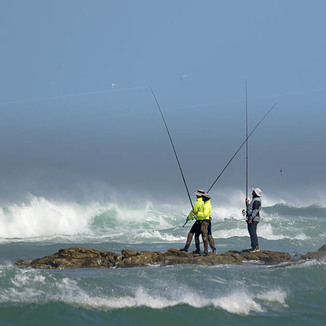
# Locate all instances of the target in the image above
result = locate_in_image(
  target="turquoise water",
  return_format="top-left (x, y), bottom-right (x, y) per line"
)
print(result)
top-left (1, 196), bottom-right (326, 325)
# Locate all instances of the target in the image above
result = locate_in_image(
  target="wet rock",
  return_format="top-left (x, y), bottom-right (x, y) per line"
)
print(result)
top-left (14, 246), bottom-right (297, 269)
top-left (294, 244), bottom-right (326, 262)
top-left (318, 245), bottom-right (326, 251)
top-left (118, 250), bottom-right (162, 268)
top-left (15, 247), bottom-right (118, 269)
top-left (15, 245), bottom-right (326, 269)
top-left (300, 250), bottom-right (326, 261)
top-left (238, 250), bottom-right (291, 265)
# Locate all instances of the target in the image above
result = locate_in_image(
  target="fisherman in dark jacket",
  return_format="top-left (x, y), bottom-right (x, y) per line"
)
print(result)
top-left (245, 188), bottom-right (262, 252)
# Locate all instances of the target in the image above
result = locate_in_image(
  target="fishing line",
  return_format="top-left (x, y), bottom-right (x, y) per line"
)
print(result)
top-left (1, 84), bottom-right (325, 109)
top-left (149, 87), bottom-right (193, 209)
top-left (152, 86), bottom-right (326, 113)
top-left (206, 103), bottom-right (277, 193)
top-left (0, 86), bottom-right (149, 106)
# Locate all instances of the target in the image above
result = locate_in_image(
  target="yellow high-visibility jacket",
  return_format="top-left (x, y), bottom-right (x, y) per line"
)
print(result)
top-left (187, 197), bottom-right (204, 221)
top-left (196, 200), bottom-right (211, 221)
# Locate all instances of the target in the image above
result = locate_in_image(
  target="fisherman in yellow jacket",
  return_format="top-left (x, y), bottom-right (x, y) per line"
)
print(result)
top-left (193, 193), bottom-right (212, 256)
top-left (180, 189), bottom-right (205, 253)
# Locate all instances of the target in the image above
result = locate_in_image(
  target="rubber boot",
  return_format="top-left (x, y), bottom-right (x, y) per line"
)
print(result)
top-left (192, 236), bottom-right (201, 254)
top-left (180, 245), bottom-right (189, 252)
top-left (180, 233), bottom-right (193, 252)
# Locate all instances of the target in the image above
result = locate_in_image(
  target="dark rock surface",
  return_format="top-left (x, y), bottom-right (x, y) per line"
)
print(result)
top-left (300, 244), bottom-right (326, 260)
top-left (13, 247), bottom-right (289, 269)
top-left (317, 244), bottom-right (326, 251)
top-left (14, 245), bottom-right (326, 270)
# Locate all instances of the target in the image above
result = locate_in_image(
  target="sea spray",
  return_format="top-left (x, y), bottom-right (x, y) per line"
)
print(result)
top-left (0, 262), bottom-right (298, 314)
top-left (0, 196), bottom-right (100, 239)
top-left (0, 195), bottom-right (325, 251)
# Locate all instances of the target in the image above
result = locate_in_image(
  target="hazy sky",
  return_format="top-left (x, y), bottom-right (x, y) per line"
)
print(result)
top-left (0, 0), bottom-right (325, 204)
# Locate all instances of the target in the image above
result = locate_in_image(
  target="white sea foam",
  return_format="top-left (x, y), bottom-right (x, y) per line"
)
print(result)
top-left (212, 290), bottom-right (264, 314)
top-left (0, 196), bottom-right (100, 239)
top-left (0, 192), bottom-right (319, 242)
top-left (110, 201), bottom-right (180, 230)
top-left (59, 286), bottom-right (287, 315)
top-left (0, 196), bottom-right (178, 241)
top-left (287, 259), bottom-right (326, 269)
top-left (0, 265), bottom-right (291, 316)
top-left (0, 267), bottom-right (49, 303)
top-left (212, 223), bottom-right (309, 241)
top-left (256, 289), bottom-right (288, 306)
top-left (137, 230), bottom-right (185, 242)
top-left (213, 227), bottom-right (248, 239)
top-left (258, 224), bottom-right (309, 241)
top-left (67, 287), bottom-right (288, 315)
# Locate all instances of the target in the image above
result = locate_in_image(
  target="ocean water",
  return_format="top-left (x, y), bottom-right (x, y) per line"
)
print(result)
top-left (1, 194), bottom-right (326, 325)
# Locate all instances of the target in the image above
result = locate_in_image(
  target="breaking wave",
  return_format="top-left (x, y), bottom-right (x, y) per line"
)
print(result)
top-left (0, 194), bottom-right (324, 243)
top-left (263, 203), bottom-right (326, 218)
top-left (0, 265), bottom-right (288, 315)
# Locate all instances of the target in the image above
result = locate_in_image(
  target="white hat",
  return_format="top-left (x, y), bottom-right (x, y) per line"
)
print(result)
top-left (252, 188), bottom-right (262, 197)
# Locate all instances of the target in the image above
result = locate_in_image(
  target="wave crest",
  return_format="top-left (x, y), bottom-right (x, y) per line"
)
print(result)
top-left (0, 195), bottom-right (323, 242)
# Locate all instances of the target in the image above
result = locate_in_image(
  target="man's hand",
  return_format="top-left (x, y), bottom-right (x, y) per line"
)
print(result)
top-left (245, 199), bottom-right (249, 205)
top-left (193, 210), bottom-right (198, 214)
top-left (247, 219), bottom-right (252, 224)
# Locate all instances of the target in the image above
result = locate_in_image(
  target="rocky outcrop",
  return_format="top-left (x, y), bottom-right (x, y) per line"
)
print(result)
top-left (300, 245), bottom-right (326, 261)
top-left (317, 244), bottom-right (326, 251)
top-left (15, 247), bottom-right (120, 269)
top-left (15, 247), bottom-right (292, 269)
top-left (14, 245), bottom-right (326, 270)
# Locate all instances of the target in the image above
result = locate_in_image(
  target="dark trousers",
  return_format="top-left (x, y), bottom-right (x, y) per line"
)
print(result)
top-left (184, 221), bottom-right (200, 248)
top-left (247, 221), bottom-right (259, 248)
top-left (190, 221), bottom-right (200, 234)
top-left (195, 220), bottom-right (209, 253)
top-left (207, 220), bottom-right (215, 250)
top-left (208, 220), bottom-right (212, 235)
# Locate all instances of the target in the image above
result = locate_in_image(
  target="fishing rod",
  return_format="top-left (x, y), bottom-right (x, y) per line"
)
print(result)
top-left (206, 102), bottom-right (277, 193)
top-left (149, 88), bottom-right (194, 214)
top-left (245, 80), bottom-right (249, 205)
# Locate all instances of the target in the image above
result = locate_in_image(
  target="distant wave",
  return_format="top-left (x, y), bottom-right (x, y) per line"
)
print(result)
top-left (0, 195), bottom-right (324, 242)
top-left (212, 224), bottom-right (309, 241)
top-left (0, 196), bottom-right (182, 241)
top-left (263, 203), bottom-right (326, 218)
top-left (0, 196), bottom-right (98, 239)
